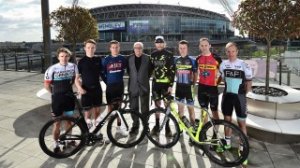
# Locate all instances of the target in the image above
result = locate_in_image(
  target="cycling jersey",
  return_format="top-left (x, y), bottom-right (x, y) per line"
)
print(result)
top-left (150, 49), bottom-right (175, 87)
top-left (220, 59), bottom-right (253, 94)
top-left (102, 55), bottom-right (127, 85)
top-left (175, 56), bottom-right (197, 85)
top-left (78, 56), bottom-right (103, 88)
top-left (196, 54), bottom-right (222, 86)
top-left (44, 63), bottom-right (78, 94)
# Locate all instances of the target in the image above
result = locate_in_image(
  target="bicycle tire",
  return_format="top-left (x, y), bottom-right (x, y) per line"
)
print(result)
top-left (199, 120), bottom-right (249, 167)
top-left (107, 109), bottom-right (147, 148)
top-left (146, 108), bottom-right (180, 148)
top-left (39, 116), bottom-right (86, 158)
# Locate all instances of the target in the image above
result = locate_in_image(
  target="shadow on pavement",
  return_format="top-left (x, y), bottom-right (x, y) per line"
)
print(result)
top-left (13, 104), bottom-right (51, 138)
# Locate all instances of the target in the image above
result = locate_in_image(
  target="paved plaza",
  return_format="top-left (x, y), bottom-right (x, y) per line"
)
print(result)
top-left (0, 71), bottom-right (300, 168)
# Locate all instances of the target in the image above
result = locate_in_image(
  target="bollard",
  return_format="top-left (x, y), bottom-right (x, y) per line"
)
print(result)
top-left (14, 53), bottom-right (18, 71)
top-left (279, 58), bottom-right (282, 85)
top-left (287, 70), bottom-right (291, 86)
top-left (41, 55), bottom-right (45, 73)
top-left (3, 54), bottom-right (6, 70)
top-left (30, 60), bottom-right (33, 72)
top-left (27, 55), bottom-right (30, 72)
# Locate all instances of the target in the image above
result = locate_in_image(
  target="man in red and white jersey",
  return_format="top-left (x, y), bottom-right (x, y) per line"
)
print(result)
top-left (196, 37), bottom-right (222, 120)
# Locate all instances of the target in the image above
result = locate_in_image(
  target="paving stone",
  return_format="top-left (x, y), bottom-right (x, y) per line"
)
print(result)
top-left (247, 149), bottom-right (274, 168)
top-left (270, 154), bottom-right (300, 168)
top-left (265, 143), bottom-right (295, 155)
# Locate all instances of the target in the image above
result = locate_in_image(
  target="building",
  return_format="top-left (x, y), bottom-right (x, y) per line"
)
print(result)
top-left (90, 3), bottom-right (234, 44)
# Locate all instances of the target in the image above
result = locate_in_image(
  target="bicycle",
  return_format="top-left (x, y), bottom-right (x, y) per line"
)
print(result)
top-left (39, 92), bottom-right (147, 159)
top-left (146, 94), bottom-right (249, 167)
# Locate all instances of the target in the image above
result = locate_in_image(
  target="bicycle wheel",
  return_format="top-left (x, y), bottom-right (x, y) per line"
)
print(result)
top-left (39, 116), bottom-right (86, 158)
top-left (199, 120), bottom-right (249, 167)
top-left (146, 108), bottom-right (180, 148)
top-left (107, 109), bottom-right (147, 148)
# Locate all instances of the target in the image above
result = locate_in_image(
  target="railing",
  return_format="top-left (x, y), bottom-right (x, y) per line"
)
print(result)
top-left (0, 52), bottom-right (47, 72)
top-left (1, 52), bottom-right (300, 88)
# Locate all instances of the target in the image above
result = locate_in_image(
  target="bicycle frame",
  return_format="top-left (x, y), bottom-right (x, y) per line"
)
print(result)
top-left (162, 97), bottom-right (220, 146)
top-left (60, 93), bottom-right (131, 140)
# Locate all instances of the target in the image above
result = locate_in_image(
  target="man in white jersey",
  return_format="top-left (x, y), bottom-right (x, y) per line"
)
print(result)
top-left (44, 47), bottom-right (81, 153)
top-left (219, 42), bottom-right (252, 167)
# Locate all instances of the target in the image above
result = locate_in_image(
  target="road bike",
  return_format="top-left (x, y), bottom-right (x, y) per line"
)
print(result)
top-left (39, 93), bottom-right (147, 159)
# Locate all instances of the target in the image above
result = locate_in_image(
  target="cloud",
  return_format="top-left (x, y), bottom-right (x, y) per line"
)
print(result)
top-left (0, 0), bottom-right (239, 42)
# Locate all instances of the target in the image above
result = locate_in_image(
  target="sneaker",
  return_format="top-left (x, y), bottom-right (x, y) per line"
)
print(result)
top-left (129, 126), bottom-right (139, 135)
top-left (116, 126), bottom-right (128, 137)
top-left (215, 145), bottom-right (224, 153)
top-left (242, 159), bottom-right (248, 168)
top-left (165, 125), bottom-right (173, 137)
top-left (150, 125), bottom-right (160, 137)
top-left (53, 146), bottom-right (61, 153)
top-left (224, 144), bottom-right (232, 150)
top-left (239, 145), bottom-right (248, 167)
top-left (94, 133), bottom-right (103, 140)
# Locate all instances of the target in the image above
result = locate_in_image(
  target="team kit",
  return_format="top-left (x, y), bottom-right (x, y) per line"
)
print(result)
top-left (43, 36), bottom-right (252, 167)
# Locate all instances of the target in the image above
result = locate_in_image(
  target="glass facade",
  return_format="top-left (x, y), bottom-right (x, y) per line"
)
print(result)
top-left (99, 16), bottom-right (233, 42)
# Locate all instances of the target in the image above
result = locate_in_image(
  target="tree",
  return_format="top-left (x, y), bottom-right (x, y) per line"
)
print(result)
top-left (50, 6), bottom-right (99, 58)
top-left (233, 0), bottom-right (300, 94)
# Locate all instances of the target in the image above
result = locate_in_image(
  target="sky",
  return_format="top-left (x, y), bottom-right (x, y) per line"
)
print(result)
top-left (0, 0), bottom-right (240, 42)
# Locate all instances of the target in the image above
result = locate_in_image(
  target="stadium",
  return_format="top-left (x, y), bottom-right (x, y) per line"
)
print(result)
top-left (89, 4), bottom-right (236, 55)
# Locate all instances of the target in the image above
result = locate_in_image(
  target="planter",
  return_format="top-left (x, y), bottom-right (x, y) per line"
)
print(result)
top-left (247, 83), bottom-right (300, 120)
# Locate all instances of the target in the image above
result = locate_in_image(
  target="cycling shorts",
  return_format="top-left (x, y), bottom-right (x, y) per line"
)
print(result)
top-left (81, 85), bottom-right (102, 110)
top-left (51, 93), bottom-right (75, 117)
top-left (221, 93), bottom-right (247, 119)
top-left (152, 82), bottom-right (170, 101)
top-left (106, 83), bottom-right (124, 104)
top-left (197, 84), bottom-right (219, 111)
top-left (175, 84), bottom-right (194, 105)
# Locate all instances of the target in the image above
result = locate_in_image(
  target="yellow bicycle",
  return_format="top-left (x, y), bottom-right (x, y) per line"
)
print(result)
top-left (146, 95), bottom-right (249, 167)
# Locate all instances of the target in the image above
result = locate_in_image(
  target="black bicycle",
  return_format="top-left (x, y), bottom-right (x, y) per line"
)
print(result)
top-left (39, 93), bottom-right (147, 159)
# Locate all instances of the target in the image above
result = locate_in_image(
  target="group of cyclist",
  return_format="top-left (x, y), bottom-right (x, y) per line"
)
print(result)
top-left (44, 36), bottom-right (252, 167)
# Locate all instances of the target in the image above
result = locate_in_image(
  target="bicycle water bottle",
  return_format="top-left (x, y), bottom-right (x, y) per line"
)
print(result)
top-left (182, 116), bottom-right (191, 128)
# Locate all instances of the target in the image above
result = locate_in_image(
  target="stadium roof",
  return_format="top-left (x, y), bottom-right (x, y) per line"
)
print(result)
top-left (90, 3), bottom-right (229, 21)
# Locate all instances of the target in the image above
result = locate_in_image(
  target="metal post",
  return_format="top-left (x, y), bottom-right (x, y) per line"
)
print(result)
top-left (27, 55), bottom-right (30, 72)
top-left (3, 54), bottom-right (6, 70)
top-left (279, 57), bottom-right (282, 85)
top-left (41, 54), bottom-right (45, 73)
top-left (41, 0), bottom-right (52, 73)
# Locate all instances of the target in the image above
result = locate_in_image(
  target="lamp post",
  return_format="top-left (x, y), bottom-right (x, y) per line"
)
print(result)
top-left (41, 0), bottom-right (51, 72)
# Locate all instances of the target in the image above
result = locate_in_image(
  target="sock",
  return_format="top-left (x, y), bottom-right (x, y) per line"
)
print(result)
top-left (225, 136), bottom-right (231, 145)
top-left (53, 141), bottom-right (59, 148)
top-left (86, 119), bottom-right (92, 128)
